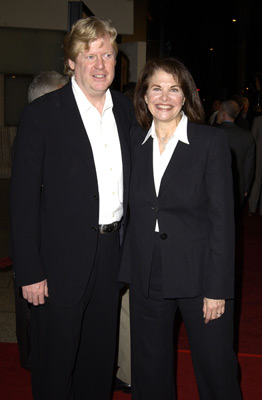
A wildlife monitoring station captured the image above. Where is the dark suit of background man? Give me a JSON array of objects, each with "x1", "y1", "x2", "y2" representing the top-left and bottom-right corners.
[
  {"x1": 248, "y1": 115, "x2": 262, "y2": 216},
  {"x1": 216, "y1": 100, "x2": 255, "y2": 214},
  {"x1": 10, "y1": 17, "x2": 136, "y2": 400},
  {"x1": 216, "y1": 99, "x2": 255, "y2": 352}
]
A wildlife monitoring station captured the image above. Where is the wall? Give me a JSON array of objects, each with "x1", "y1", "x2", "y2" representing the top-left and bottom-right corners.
[
  {"x1": 0, "y1": 0, "x2": 149, "y2": 127},
  {"x1": 0, "y1": 0, "x2": 134, "y2": 34}
]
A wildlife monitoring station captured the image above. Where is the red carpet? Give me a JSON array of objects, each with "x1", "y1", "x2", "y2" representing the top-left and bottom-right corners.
[
  {"x1": 0, "y1": 210, "x2": 261, "y2": 399},
  {"x1": 0, "y1": 256, "x2": 12, "y2": 269},
  {"x1": 0, "y1": 344, "x2": 261, "y2": 400}
]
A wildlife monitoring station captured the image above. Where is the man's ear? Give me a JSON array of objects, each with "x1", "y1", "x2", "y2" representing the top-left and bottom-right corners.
[{"x1": 68, "y1": 59, "x2": 75, "y2": 70}]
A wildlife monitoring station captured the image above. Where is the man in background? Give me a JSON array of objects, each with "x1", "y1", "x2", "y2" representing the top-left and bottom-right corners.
[
  {"x1": 216, "y1": 99, "x2": 255, "y2": 352},
  {"x1": 27, "y1": 71, "x2": 69, "y2": 103},
  {"x1": 232, "y1": 94, "x2": 251, "y2": 131},
  {"x1": 248, "y1": 115, "x2": 262, "y2": 216},
  {"x1": 10, "y1": 17, "x2": 135, "y2": 400},
  {"x1": 216, "y1": 99, "x2": 254, "y2": 213}
]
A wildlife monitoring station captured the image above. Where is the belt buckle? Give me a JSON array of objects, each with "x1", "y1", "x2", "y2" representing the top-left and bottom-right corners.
[{"x1": 99, "y1": 221, "x2": 119, "y2": 234}]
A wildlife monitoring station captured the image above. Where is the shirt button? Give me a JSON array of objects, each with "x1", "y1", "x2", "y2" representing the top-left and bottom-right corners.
[{"x1": 160, "y1": 233, "x2": 168, "y2": 240}]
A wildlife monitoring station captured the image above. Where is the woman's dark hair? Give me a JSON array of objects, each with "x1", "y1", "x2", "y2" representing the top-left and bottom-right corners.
[{"x1": 134, "y1": 58, "x2": 206, "y2": 130}]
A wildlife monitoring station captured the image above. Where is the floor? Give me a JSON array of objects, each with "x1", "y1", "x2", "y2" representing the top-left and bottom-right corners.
[{"x1": 0, "y1": 179, "x2": 17, "y2": 343}]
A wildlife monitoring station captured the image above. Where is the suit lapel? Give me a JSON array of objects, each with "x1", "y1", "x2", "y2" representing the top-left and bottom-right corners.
[
  {"x1": 60, "y1": 83, "x2": 97, "y2": 172},
  {"x1": 112, "y1": 98, "x2": 130, "y2": 185},
  {"x1": 111, "y1": 92, "x2": 132, "y2": 213},
  {"x1": 159, "y1": 122, "x2": 195, "y2": 194},
  {"x1": 138, "y1": 137, "x2": 158, "y2": 200}
]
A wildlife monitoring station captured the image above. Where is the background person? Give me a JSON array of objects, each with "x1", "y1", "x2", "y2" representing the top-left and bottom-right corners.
[
  {"x1": 28, "y1": 71, "x2": 69, "y2": 102},
  {"x1": 10, "y1": 17, "x2": 136, "y2": 400},
  {"x1": 216, "y1": 99, "x2": 255, "y2": 353},
  {"x1": 115, "y1": 286, "x2": 131, "y2": 392},
  {"x1": 232, "y1": 94, "x2": 251, "y2": 131},
  {"x1": 216, "y1": 99, "x2": 255, "y2": 214},
  {"x1": 248, "y1": 115, "x2": 262, "y2": 216},
  {"x1": 119, "y1": 58, "x2": 242, "y2": 400},
  {"x1": 207, "y1": 98, "x2": 221, "y2": 125}
]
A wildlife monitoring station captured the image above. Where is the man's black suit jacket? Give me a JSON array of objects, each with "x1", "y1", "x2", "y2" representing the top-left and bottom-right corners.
[
  {"x1": 119, "y1": 122, "x2": 236, "y2": 300},
  {"x1": 10, "y1": 83, "x2": 135, "y2": 307},
  {"x1": 217, "y1": 121, "x2": 255, "y2": 206}
]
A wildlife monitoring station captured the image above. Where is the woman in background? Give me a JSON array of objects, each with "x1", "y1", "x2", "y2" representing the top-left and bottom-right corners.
[{"x1": 119, "y1": 58, "x2": 242, "y2": 400}]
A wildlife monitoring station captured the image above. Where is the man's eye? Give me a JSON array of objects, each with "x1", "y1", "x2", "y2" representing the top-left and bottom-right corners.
[
  {"x1": 103, "y1": 53, "x2": 113, "y2": 59},
  {"x1": 82, "y1": 54, "x2": 95, "y2": 60}
]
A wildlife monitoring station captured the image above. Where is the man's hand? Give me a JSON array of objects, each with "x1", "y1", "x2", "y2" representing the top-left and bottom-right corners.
[
  {"x1": 203, "y1": 297, "x2": 225, "y2": 324},
  {"x1": 22, "y1": 279, "x2": 49, "y2": 306}
]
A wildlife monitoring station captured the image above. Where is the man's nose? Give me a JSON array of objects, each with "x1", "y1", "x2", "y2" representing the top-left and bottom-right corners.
[{"x1": 94, "y1": 55, "x2": 105, "y2": 69}]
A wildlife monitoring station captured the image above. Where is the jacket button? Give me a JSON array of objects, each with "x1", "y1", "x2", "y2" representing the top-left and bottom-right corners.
[
  {"x1": 160, "y1": 233, "x2": 167, "y2": 240},
  {"x1": 151, "y1": 206, "x2": 159, "y2": 213}
]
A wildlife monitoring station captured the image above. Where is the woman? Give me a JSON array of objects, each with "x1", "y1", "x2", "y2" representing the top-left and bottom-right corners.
[{"x1": 119, "y1": 58, "x2": 242, "y2": 400}]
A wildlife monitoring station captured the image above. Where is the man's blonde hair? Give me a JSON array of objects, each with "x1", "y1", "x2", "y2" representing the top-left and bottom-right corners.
[{"x1": 63, "y1": 17, "x2": 118, "y2": 77}]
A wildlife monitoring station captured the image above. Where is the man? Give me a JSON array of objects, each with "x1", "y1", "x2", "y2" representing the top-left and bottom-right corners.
[
  {"x1": 248, "y1": 115, "x2": 262, "y2": 216},
  {"x1": 10, "y1": 17, "x2": 135, "y2": 400},
  {"x1": 208, "y1": 98, "x2": 221, "y2": 125},
  {"x1": 216, "y1": 99, "x2": 255, "y2": 352},
  {"x1": 216, "y1": 99, "x2": 255, "y2": 213},
  {"x1": 13, "y1": 71, "x2": 69, "y2": 371},
  {"x1": 27, "y1": 70, "x2": 69, "y2": 103},
  {"x1": 231, "y1": 94, "x2": 251, "y2": 131}
]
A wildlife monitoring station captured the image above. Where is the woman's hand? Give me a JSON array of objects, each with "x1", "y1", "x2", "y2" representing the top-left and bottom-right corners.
[{"x1": 203, "y1": 297, "x2": 225, "y2": 324}]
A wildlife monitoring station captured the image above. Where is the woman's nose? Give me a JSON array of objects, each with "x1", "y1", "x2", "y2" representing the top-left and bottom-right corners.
[{"x1": 160, "y1": 91, "x2": 169, "y2": 101}]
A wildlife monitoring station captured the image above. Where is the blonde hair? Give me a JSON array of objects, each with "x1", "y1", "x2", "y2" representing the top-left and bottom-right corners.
[{"x1": 63, "y1": 17, "x2": 118, "y2": 77}]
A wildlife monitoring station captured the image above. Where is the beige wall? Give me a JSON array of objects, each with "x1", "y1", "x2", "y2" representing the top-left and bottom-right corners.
[
  {"x1": 0, "y1": 0, "x2": 148, "y2": 126},
  {"x1": 0, "y1": 0, "x2": 134, "y2": 34}
]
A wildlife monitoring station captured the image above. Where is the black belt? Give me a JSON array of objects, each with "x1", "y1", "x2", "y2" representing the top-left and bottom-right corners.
[{"x1": 98, "y1": 221, "x2": 121, "y2": 234}]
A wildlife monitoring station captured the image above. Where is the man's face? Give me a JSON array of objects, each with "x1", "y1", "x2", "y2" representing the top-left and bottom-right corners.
[{"x1": 68, "y1": 34, "x2": 116, "y2": 100}]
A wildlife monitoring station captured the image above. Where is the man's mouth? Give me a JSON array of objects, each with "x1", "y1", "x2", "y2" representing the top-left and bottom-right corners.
[{"x1": 93, "y1": 74, "x2": 106, "y2": 79}]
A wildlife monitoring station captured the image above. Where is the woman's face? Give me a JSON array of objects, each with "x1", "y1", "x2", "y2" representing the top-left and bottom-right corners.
[{"x1": 144, "y1": 69, "x2": 185, "y2": 126}]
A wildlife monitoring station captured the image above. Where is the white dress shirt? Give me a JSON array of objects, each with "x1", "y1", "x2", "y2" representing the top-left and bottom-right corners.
[
  {"x1": 71, "y1": 76, "x2": 123, "y2": 224},
  {"x1": 142, "y1": 112, "x2": 189, "y2": 231}
]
